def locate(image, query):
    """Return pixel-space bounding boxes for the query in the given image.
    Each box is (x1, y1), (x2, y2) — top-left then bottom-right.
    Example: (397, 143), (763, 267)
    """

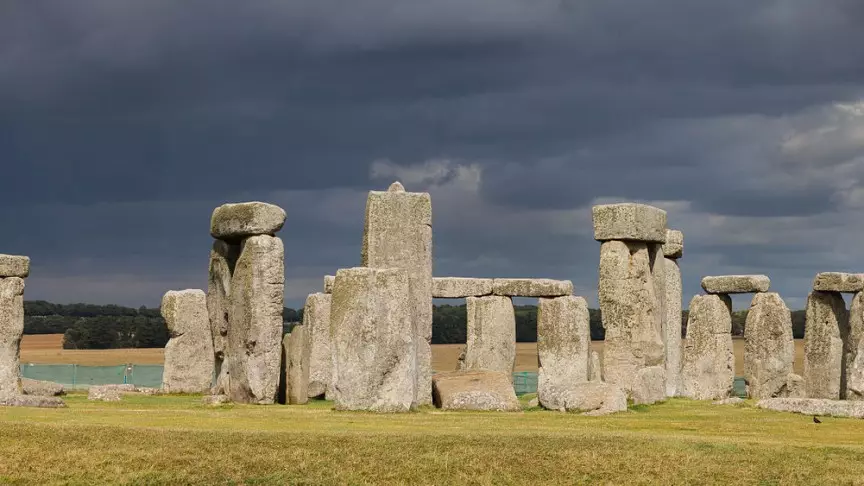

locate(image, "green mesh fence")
(513, 371), (538, 395)
(19, 364), (161, 389)
(128, 365), (164, 388)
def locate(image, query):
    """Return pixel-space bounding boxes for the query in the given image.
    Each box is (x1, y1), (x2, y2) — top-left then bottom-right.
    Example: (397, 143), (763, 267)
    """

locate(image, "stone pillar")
(362, 181), (433, 406)
(743, 292), (796, 399)
(847, 291), (864, 400)
(537, 296), (591, 410)
(0, 260), (26, 398)
(304, 293), (332, 399)
(464, 295), (516, 381)
(679, 294), (734, 400)
(161, 289), (215, 394)
(331, 267), (415, 412)
(804, 291), (848, 399)
(283, 325), (310, 405)
(207, 240), (239, 393)
(662, 230), (683, 397)
(209, 201), (286, 404)
(593, 203), (667, 405)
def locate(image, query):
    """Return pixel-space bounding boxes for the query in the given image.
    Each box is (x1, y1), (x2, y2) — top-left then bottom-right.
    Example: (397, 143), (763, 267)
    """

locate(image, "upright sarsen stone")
(207, 240), (239, 393)
(537, 296), (590, 410)
(680, 294), (734, 400)
(361, 182), (432, 406)
(598, 240), (665, 403)
(225, 234), (285, 404)
(161, 290), (215, 394)
(846, 292), (864, 400)
(663, 257), (682, 396)
(804, 291), (848, 399)
(0, 278), (24, 398)
(744, 293), (795, 399)
(464, 296), (516, 380)
(331, 267), (415, 412)
(304, 293), (332, 398)
(283, 325), (310, 405)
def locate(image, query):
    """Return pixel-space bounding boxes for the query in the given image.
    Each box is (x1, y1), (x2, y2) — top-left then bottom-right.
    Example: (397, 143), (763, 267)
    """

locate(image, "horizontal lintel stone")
(492, 278), (573, 298)
(812, 272), (864, 293)
(592, 203), (667, 243)
(701, 275), (770, 294)
(0, 254), (29, 278)
(210, 202), (286, 240)
(432, 277), (493, 298)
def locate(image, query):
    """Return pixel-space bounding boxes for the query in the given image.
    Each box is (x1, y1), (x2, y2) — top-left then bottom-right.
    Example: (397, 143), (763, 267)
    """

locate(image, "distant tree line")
(22, 300), (807, 349)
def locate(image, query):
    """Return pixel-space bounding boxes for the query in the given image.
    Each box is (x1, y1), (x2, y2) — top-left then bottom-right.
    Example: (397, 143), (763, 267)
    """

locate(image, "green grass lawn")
(0, 393), (862, 485)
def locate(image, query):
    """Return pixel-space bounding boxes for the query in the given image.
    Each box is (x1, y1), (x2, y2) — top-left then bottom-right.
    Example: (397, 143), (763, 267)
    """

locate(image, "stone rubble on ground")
(22, 378), (64, 397)
(757, 398), (864, 418)
(431, 370), (521, 412)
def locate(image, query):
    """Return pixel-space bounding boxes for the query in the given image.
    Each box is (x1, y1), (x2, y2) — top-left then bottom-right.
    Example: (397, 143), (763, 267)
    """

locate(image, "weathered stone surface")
(283, 326), (310, 405)
(631, 366), (667, 405)
(757, 398), (864, 418)
(589, 351), (602, 382)
(744, 293), (795, 399)
(785, 373), (806, 398)
(537, 296), (590, 408)
(0, 255), (29, 278)
(813, 272), (864, 293)
(649, 243), (666, 401)
(304, 293), (332, 399)
(161, 289), (215, 394)
(540, 381), (627, 415)
(88, 386), (123, 401)
(432, 371), (520, 412)
(22, 378), (64, 397)
(701, 275), (770, 294)
(0, 395), (65, 408)
(361, 183), (432, 406)
(225, 235), (285, 404)
(202, 394), (230, 406)
(804, 291), (847, 399)
(680, 294), (734, 400)
(664, 257), (682, 397)
(492, 279), (573, 298)
(331, 267), (415, 412)
(210, 202), (286, 241)
(207, 240), (239, 393)
(713, 397), (744, 405)
(464, 296), (516, 380)
(847, 291), (864, 400)
(592, 203), (667, 243)
(432, 277), (493, 298)
(0, 277), (24, 398)
(323, 275), (335, 294)
(662, 230), (683, 259)
(598, 240), (665, 401)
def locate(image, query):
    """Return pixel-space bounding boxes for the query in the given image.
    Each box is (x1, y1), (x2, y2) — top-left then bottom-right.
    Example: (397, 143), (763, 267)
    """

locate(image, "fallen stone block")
(804, 291), (847, 399)
(662, 229), (683, 259)
(713, 397), (744, 405)
(161, 289), (215, 394)
(492, 279), (573, 298)
(592, 203), (667, 243)
(210, 202), (286, 241)
(0, 395), (65, 408)
(757, 398), (864, 419)
(465, 296), (516, 379)
(432, 277), (493, 298)
(540, 381), (627, 415)
(701, 275), (770, 294)
(813, 272), (864, 293)
(202, 394), (230, 406)
(680, 294), (734, 400)
(0, 255), (29, 278)
(432, 371), (521, 412)
(88, 386), (124, 401)
(22, 378), (64, 397)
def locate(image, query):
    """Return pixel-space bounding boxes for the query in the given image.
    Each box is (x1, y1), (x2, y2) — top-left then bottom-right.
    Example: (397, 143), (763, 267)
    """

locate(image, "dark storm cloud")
(1, 1), (863, 306)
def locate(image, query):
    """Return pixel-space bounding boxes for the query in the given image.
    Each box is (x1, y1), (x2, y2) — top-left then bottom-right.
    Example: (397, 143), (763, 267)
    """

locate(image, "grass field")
(23, 334), (806, 375)
(0, 394), (861, 484)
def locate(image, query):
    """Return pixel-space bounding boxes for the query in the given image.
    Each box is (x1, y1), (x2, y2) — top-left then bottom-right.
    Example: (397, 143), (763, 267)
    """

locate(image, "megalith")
(537, 296), (591, 410)
(846, 291), (864, 400)
(744, 292), (795, 399)
(804, 291), (848, 399)
(361, 181), (433, 406)
(304, 293), (332, 399)
(0, 276), (25, 398)
(161, 290), (215, 394)
(283, 325), (310, 405)
(464, 295), (516, 380)
(207, 240), (239, 393)
(662, 229), (683, 397)
(432, 370), (520, 412)
(330, 267), (415, 412)
(679, 294), (734, 400)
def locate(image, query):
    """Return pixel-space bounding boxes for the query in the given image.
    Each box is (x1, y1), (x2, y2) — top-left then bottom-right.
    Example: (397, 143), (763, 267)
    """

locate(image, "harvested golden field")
(21, 334), (806, 375)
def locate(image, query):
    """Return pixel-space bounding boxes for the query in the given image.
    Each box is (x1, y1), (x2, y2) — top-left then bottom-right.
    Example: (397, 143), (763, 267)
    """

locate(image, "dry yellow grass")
(22, 334), (806, 374)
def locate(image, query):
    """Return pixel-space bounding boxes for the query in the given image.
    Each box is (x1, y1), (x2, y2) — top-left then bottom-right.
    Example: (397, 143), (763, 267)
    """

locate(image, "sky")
(2, 1), (864, 310)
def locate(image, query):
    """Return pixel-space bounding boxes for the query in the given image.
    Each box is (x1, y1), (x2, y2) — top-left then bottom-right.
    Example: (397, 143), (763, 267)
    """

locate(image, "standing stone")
(464, 296), (516, 381)
(0, 278), (24, 398)
(207, 240), (239, 394)
(224, 234), (285, 404)
(161, 289), (215, 394)
(804, 291), (848, 399)
(663, 257), (682, 396)
(847, 292), (864, 400)
(598, 240), (665, 403)
(331, 267), (415, 412)
(283, 326), (310, 405)
(304, 293), (332, 398)
(589, 351), (602, 382)
(679, 294), (734, 400)
(361, 182), (432, 406)
(744, 292), (795, 399)
(537, 296), (590, 410)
